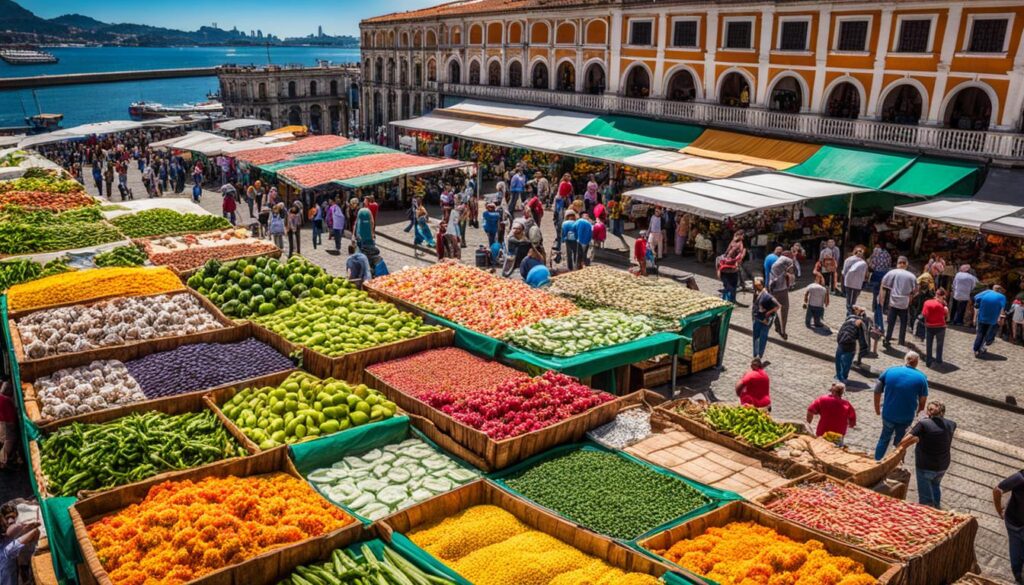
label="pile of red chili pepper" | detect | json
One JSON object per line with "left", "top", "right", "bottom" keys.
{"left": 0, "top": 190, "right": 95, "bottom": 212}
{"left": 763, "top": 479, "right": 970, "bottom": 558}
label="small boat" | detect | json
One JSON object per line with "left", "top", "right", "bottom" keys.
{"left": 26, "top": 113, "right": 63, "bottom": 134}
{"left": 0, "top": 48, "right": 58, "bottom": 64}
{"left": 129, "top": 100, "right": 223, "bottom": 120}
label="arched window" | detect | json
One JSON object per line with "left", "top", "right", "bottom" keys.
{"left": 400, "top": 60, "right": 408, "bottom": 86}
{"left": 426, "top": 30, "right": 437, "bottom": 47}
{"left": 309, "top": 80, "right": 317, "bottom": 97}
{"left": 427, "top": 60, "right": 437, "bottom": 82}
{"left": 769, "top": 76, "right": 802, "bottom": 113}
{"left": 415, "top": 63, "right": 422, "bottom": 86}
{"left": 945, "top": 86, "right": 993, "bottom": 131}
{"left": 240, "top": 82, "right": 249, "bottom": 100}
{"left": 287, "top": 81, "right": 296, "bottom": 98}
{"left": 469, "top": 24, "right": 483, "bottom": 45}
{"left": 449, "top": 60, "right": 461, "bottom": 84}
{"left": 583, "top": 62, "right": 605, "bottom": 94}
{"left": 825, "top": 82, "right": 861, "bottom": 119}
{"left": 531, "top": 22, "right": 549, "bottom": 44}
{"left": 508, "top": 22, "right": 523, "bottom": 44}
{"left": 555, "top": 22, "right": 575, "bottom": 45}
{"left": 400, "top": 32, "right": 409, "bottom": 47}
{"left": 309, "top": 105, "right": 322, "bottom": 134}
{"left": 413, "top": 31, "right": 421, "bottom": 47}
{"left": 450, "top": 26, "right": 461, "bottom": 45}
{"left": 508, "top": 62, "right": 523, "bottom": 87}
{"left": 258, "top": 83, "right": 267, "bottom": 99}
{"left": 488, "top": 61, "right": 501, "bottom": 86}
{"left": 532, "top": 62, "right": 549, "bottom": 89}
{"left": 719, "top": 72, "right": 752, "bottom": 107}
{"left": 556, "top": 61, "right": 575, "bottom": 91}
{"left": 881, "top": 84, "right": 923, "bottom": 125}
{"left": 469, "top": 60, "right": 481, "bottom": 84}
{"left": 624, "top": 66, "right": 650, "bottom": 99}
{"left": 585, "top": 20, "right": 607, "bottom": 45}
{"left": 330, "top": 80, "right": 338, "bottom": 96}
{"left": 288, "top": 106, "right": 301, "bottom": 125}
{"left": 387, "top": 59, "right": 396, "bottom": 84}
{"left": 487, "top": 22, "right": 502, "bottom": 45}
{"left": 374, "top": 58, "right": 383, "bottom": 83}
{"left": 666, "top": 69, "right": 697, "bottom": 101}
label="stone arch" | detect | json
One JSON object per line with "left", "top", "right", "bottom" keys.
{"left": 363, "top": 32, "right": 372, "bottom": 47}
{"left": 717, "top": 68, "right": 754, "bottom": 107}
{"left": 309, "top": 104, "right": 323, "bottom": 134}
{"left": 426, "top": 30, "right": 437, "bottom": 47}
{"left": 469, "top": 23, "right": 483, "bottom": 45}
{"left": 387, "top": 31, "right": 394, "bottom": 46}
{"left": 508, "top": 21, "right": 523, "bottom": 44}
{"left": 555, "top": 59, "right": 575, "bottom": 91}
{"left": 585, "top": 19, "right": 607, "bottom": 45}
{"left": 330, "top": 80, "right": 338, "bottom": 96}
{"left": 879, "top": 79, "right": 928, "bottom": 125}
{"left": 508, "top": 60, "right": 523, "bottom": 87}
{"left": 664, "top": 64, "right": 701, "bottom": 101}
{"left": 468, "top": 58, "right": 482, "bottom": 84}
{"left": 374, "top": 31, "right": 384, "bottom": 46}
{"left": 582, "top": 59, "right": 606, "bottom": 94}
{"left": 767, "top": 72, "right": 808, "bottom": 113}
{"left": 487, "top": 58, "right": 502, "bottom": 86}
{"left": 447, "top": 57, "right": 462, "bottom": 84}
{"left": 823, "top": 76, "right": 865, "bottom": 118}
{"left": 622, "top": 62, "right": 652, "bottom": 98}
{"left": 941, "top": 80, "right": 998, "bottom": 131}
{"left": 427, "top": 58, "right": 437, "bottom": 82}
{"left": 413, "top": 31, "right": 422, "bottom": 47}
{"left": 555, "top": 22, "right": 576, "bottom": 45}
{"left": 487, "top": 22, "right": 503, "bottom": 45}
{"left": 287, "top": 80, "right": 297, "bottom": 98}
{"left": 400, "top": 31, "right": 409, "bottom": 47}
{"left": 450, "top": 26, "right": 462, "bottom": 45}
{"left": 309, "top": 80, "right": 317, "bottom": 97}
{"left": 531, "top": 59, "right": 550, "bottom": 89}
{"left": 531, "top": 21, "right": 550, "bottom": 44}
{"left": 288, "top": 106, "right": 302, "bottom": 126}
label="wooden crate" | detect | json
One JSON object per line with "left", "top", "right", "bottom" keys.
{"left": 366, "top": 369, "right": 621, "bottom": 472}
{"left": 656, "top": 398, "right": 794, "bottom": 453}
{"left": 755, "top": 474, "right": 978, "bottom": 585}
{"left": 378, "top": 479, "right": 683, "bottom": 580}
{"left": 70, "top": 448, "right": 362, "bottom": 585}
{"left": 303, "top": 329, "right": 454, "bottom": 382}
{"left": 31, "top": 551, "right": 58, "bottom": 585}
{"left": 955, "top": 573, "right": 1015, "bottom": 585}
{"left": 688, "top": 345, "right": 719, "bottom": 373}
{"left": 28, "top": 388, "right": 257, "bottom": 499}
{"left": 637, "top": 500, "right": 905, "bottom": 585}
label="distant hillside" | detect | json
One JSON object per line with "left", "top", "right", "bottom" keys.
{"left": 0, "top": 0, "right": 70, "bottom": 36}
{"left": 48, "top": 13, "right": 106, "bottom": 31}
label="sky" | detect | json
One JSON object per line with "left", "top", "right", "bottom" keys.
{"left": 17, "top": 0, "right": 441, "bottom": 38}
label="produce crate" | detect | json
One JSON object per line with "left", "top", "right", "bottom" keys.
{"left": 687, "top": 345, "right": 719, "bottom": 373}
{"left": 755, "top": 474, "right": 978, "bottom": 585}
{"left": 955, "top": 573, "right": 1015, "bottom": 585}
{"left": 690, "top": 322, "right": 718, "bottom": 352}
{"left": 365, "top": 367, "right": 621, "bottom": 472}
{"left": 248, "top": 321, "right": 301, "bottom": 361}
{"left": 28, "top": 388, "right": 257, "bottom": 499}
{"left": 586, "top": 390, "right": 665, "bottom": 450}
{"left": 656, "top": 398, "right": 794, "bottom": 453}
{"left": 303, "top": 328, "right": 454, "bottom": 383}
{"left": 377, "top": 479, "right": 685, "bottom": 583}
{"left": 767, "top": 431, "right": 909, "bottom": 488}
{"left": 629, "top": 357, "right": 674, "bottom": 391}
{"left": 636, "top": 500, "right": 905, "bottom": 585}
{"left": 31, "top": 551, "right": 58, "bottom": 585}
{"left": 10, "top": 289, "right": 238, "bottom": 381}
{"left": 70, "top": 447, "right": 362, "bottom": 585}
{"left": 174, "top": 247, "right": 283, "bottom": 279}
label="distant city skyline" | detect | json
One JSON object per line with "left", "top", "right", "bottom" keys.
{"left": 15, "top": 0, "right": 440, "bottom": 38}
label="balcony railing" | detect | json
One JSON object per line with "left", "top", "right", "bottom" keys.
{"left": 438, "top": 82, "right": 1024, "bottom": 160}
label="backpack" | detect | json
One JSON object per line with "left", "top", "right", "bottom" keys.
{"left": 837, "top": 318, "right": 859, "bottom": 346}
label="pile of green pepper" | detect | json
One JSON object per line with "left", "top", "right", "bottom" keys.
{"left": 0, "top": 257, "right": 71, "bottom": 291}
{"left": 94, "top": 245, "right": 147, "bottom": 267}
{"left": 702, "top": 404, "right": 795, "bottom": 448}
{"left": 40, "top": 410, "right": 247, "bottom": 497}
{"left": 279, "top": 544, "right": 454, "bottom": 585}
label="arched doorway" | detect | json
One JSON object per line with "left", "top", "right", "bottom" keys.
{"left": 768, "top": 76, "right": 802, "bottom": 113}
{"left": 532, "top": 62, "right": 549, "bottom": 89}
{"left": 488, "top": 61, "right": 501, "bottom": 86}
{"left": 583, "top": 62, "right": 605, "bottom": 94}
{"left": 374, "top": 59, "right": 383, "bottom": 83}
{"left": 259, "top": 108, "right": 271, "bottom": 122}
{"left": 372, "top": 92, "right": 383, "bottom": 128}
{"left": 719, "top": 72, "right": 751, "bottom": 107}
{"left": 825, "top": 82, "right": 860, "bottom": 119}
{"left": 258, "top": 82, "right": 267, "bottom": 99}
{"left": 309, "top": 105, "right": 322, "bottom": 134}
{"left": 508, "top": 62, "right": 523, "bottom": 87}
{"left": 624, "top": 66, "right": 650, "bottom": 99}
{"left": 288, "top": 106, "right": 302, "bottom": 126}
{"left": 414, "top": 63, "right": 422, "bottom": 86}
{"left": 945, "top": 87, "right": 992, "bottom": 131}
{"left": 448, "top": 61, "right": 461, "bottom": 84}
{"left": 881, "top": 84, "right": 923, "bottom": 125}
{"left": 469, "top": 61, "right": 481, "bottom": 85}
{"left": 666, "top": 69, "right": 697, "bottom": 101}
{"left": 556, "top": 62, "right": 575, "bottom": 91}
{"left": 329, "top": 106, "right": 340, "bottom": 134}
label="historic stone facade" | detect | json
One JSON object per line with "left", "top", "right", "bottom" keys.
{"left": 217, "top": 64, "right": 361, "bottom": 135}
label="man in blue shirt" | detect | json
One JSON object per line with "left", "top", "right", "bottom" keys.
{"left": 481, "top": 202, "right": 501, "bottom": 247}
{"left": 509, "top": 169, "right": 526, "bottom": 212}
{"left": 346, "top": 246, "right": 372, "bottom": 286}
{"left": 763, "top": 246, "right": 783, "bottom": 281}
{"left": 873, "top": 351, "right": 928, "bottom": 460}
{"left": 974, "top": 285, "right": 1008, "bottom": 357}
{"left": 520, "top": 246, "right": 545, "bottom": 281}
{"left": 575, "top": 214, "right": 594, "bottom": 268}
{"left": 561, "top": 210, "right": 579, "bottom": 270}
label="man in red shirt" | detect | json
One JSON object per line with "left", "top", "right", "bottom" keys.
{"left": 0, "top": 382, "right": 18, "bottom": 468}
{"left": 807, "top": 382, "right": 857, "bottom": 444}
{"left": 921, "top": 288, "right": 949, "bottom": 367}
{"left": 735, "top": 358, "right": 771, "bottom": 410}
{"left": 633, "top": 231, "right": 648, "bottom": 276}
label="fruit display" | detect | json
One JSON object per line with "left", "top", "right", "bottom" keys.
{"left": 6, "top": 266, "right": 184, "bottom": 311}
{"left": 502, "top": 448, "right": 711, "bottom": 539}
{"left": 0, "top": 218, "right": 123, "bottom": 255}
{"left": 85, "top": 473, "right": 353, "bottom": 584}
{"left": 110, "top": 208, "right": 231, "bottom": 238}
{"left": 0, "top": 176, "right": 85, "bottom": 194}
{"left": 40, "top": 410, "right": 247, "bottom": 497}
{"left": 187, "top": 256, "right": 348, "bottom": 319}
{"left": 763, "top": 479, "right": 972, "bottom": 558}
{"left": 652, "top": 521, "right": 877, "bottom": 585}
{"left": 278, "top": 543, "right": 455, "bottom": 585}
{"left": 306, "top": 437, "right": 477, "bottom": 520}
{"left": 253, "top": 293, "right": 441, "bottom": 357}
{"left": 124, "top": 338, "right": 294, "bottom": 399}
{"left": 93, "top": 245, "right": 147, "bottom": 267}
{"left": 140, "top": 229, "right": 279, "bottom": 272}
{"left": 699, "top": 404, "right": 795, "bottom": 448}
{"left": 17, "top": 293, "right": 223, "bottom": 359}
{"left": 220, "top": 371, "right": 399, "bottom": 449}
{"left": 368, "top": 263, "right": 579, "bottom": 337}
{"left": 0, "top": 190, "right": 96, "bottom": 212}
{"left": 366, "top": 348, "right": 528, "bottom": 398}
{"left": 409, "top": 505, "right": 660, "bottom": 585}
{"left": 34, "top": 360, "right": 146, "bottom": 420}
{"left": 0, "top": 257, "right": 71, "bottom": 291}
{"left": 550, "top": 265, "right": 731, "bottom": 321}
{"left": 503, "top": 309, "right": 657, "bottom": 356}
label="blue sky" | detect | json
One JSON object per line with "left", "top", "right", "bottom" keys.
{"left": 17, "top": 0, "right": 440, "bottom": 37}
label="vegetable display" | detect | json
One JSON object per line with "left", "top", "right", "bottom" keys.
{"left": 550, "top": 265, "right": 730, "bottom": 321}
{"left": 187, "top": 256, "right": 348, "bottom": 319}
{"left": 220, "top": 371, "right": 398, "bottom": 449}
{"left": 366, "top": 347, "right": 527, "bottom": 398}
{"left": 143, "top": 229, "right": 280, "bottom": 273}
{"left": 368, "top": 263, "right": 579, "bottom": 337}
{"left": 18, "top": 293, "right": 223, "bottom": 359}
{"left": 0, "top": 219, "right": 123, "bottom": 255}
{"left": 40, "top": 410, "right": 247, "bottom": 496}
{"left": 653, "top": 521, "right": 877, "bottom": 585}
{"left": 0, "top": 176, "right": 85, "bottom": 194}
{"left": 587, "top": 408, "right": 652, "bottom": 449}
{"left": 503, "top": 309, "right": 657, "bottom": 356}
{"left": 763, "top": 479, "right": 971, "bottom": 558}
{"left": 110, "top": 208, "right": 231, "bottom": 238}
{"left": 125, "top": 338, "right": 294, "bottom": 399}
{"left": 253, "top": 293, "right": 441, "bottom": 357}
{"left": 34, "top": 360, "right": 146, "bottom": 420}
{"left": 410, "top": 505, "right": 660, "bottom": 585}
{"left": 278, "top": 544, "right": 455, "bottom": 585}
{"left": 6, "top": 266, "right": 184, "bottom": 311}
{"left": 683, "top": 403, "right": 795, "bottom": 448}
{"left": 93, "top": 245, "right": 147, "bottom": 267}
{"left": 306, "top": 437, "right": 477, "bottom": 520}
{"left": 0, "top": 257, "right": 71, "bottom": 292}
{"left": 502, "top": 449, "right": 711, "bottom": 539}
{"left": 86, "top": 473, "right": 353, "bottom": 584}
{"left": 0, "top": 190, "right": 96, "bottom": 212}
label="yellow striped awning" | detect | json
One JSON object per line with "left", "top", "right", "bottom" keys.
{"left": 682, "top": 129, "right": 821, "bottom": 170}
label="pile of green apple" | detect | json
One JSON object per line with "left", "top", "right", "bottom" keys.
{"left": 221, "top": 371, "right": 398, "bottom": 449}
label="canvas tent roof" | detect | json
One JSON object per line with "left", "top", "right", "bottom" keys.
{"left": 682, "top": 129, "right": 820, "bottom": 170}
{"left": 217, "top": 119, "right": 272, "bottom": 131}
{"left": 972, "top": 168, "right": 1024, "bottom": 205}
{"left": 894, "top": 199, "right": 1024, "bottom": 236}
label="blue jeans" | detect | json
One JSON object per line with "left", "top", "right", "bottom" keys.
{"left": 845, "top": 288, "right": 861, "bottom": 315}
{"left": 951, "top": 299, "right": 968, "bottom": 325}
{"left": 875, "top": 418, "right": 910, "bottom": 461}
{"left": 331, "top": 228, "right": 343, "bottom": 251}
{"left": 1007, "top": 520, "right": 1024, "bottom": 584}
{"left": 806, "top": 306, "right": 824, "bottom": 328}
{"left": 975, "top": 322, "right": 998, "bottom": 353}
{"left": 870, "top": 271, "right": 886, "bottom": 330}
{"left": 312, "top": 219, "right": 323, "bottom": 248}
{"left": 916, "top": 468, "right": 946, "bottom": 508}
{"left": 721, "top": 272, "right": 738, "bottom": 302}
{"left": 835, "top": 348, "right": 854, "bottom": 382}
{"left": 752, "top": 320, "right": 770, "bottom": 358}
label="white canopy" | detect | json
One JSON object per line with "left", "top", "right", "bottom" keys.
{"left": 625, "top": 174, "right": 869, "bottom": 220}
{"left": 894, "top": 199, "right": 1024, "bottom": 236}
{"left": 19, "top": 120, "right": 144, "bottom": 149}
{"left": 982, "top": 214, "right": 1024, "bottom": 239}
{"left": 217, "top": 119, "right": 272, "bottom": 131}
{"left": 150, "top": 131, "right": 224, "bottom": 152}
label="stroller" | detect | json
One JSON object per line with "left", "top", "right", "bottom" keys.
{"left": 117, "top": 183, "right": 134, "bottom": 200}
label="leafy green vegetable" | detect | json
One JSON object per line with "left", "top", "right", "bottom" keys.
{"left": 111, "top": 208, "right": 230, "bottom": 238}
{"left": 94, "top": 245, "right": 148, "bottom": 267}
{"left": 278, "top": 544, "right": 455, "bottom": 585}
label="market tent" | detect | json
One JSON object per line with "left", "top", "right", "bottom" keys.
{"left": 219, "top": 134, "right": 294, "bottom": 154}
{"left": 982, "top": 213, "right": 1024, "bottom": 238}
{"left": 18, "top": 120, "right": 146, "bottom": 148}
{"left": 682, "top": 129, "right": 820, "bottom": 170}
{"left": 0, "top": 135, "right": 23, "bottom": 148}
{"left": 438, "top": 98, "right": 546, "bottom": 124}
{"left": 576, "top": 114, "right": 703, "bottom": 150}
{"left": 266, "top": 125, "right": 306, "bottom": 136}
{"left": 882, "top": 157, "right": 982, "bottom": 197}
{"left": 334, "top": 160, "right": 470, "bottom": 189}
{"left": 621, "top": 151, "right": 758, "bottom": 180}
{"left": 149, "top": 131, "right": 222, "bottom": 150}
{"left": 971, "top": 168, "right": 1024, "bottom": 205}
{"left": 217, "top": 118, "right": 272, "bottom": 131}
{"left": 784, "top": 145, "right": 917, "bottom": 189}
{"left": 893, "top": 199, "right": 1024, "bottom": 231}
{"left": 235, "top": 135, "right": 351, "bottom": 165}
{"left": 258, "top": 142, "right": 395, "bottom": 174}
{"left": 525, "top": 109, "right": 600, "bottom": 135}
{"left": 267, "top": 145, "right": 471, "bottom": 190}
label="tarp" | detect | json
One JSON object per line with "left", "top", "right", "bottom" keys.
{"left": 894, "top": 199, "right": 1024, "bottom": 231}
{"left": 439, "top": 98, "right": 546, "bottom": 123}
{"left": 682, "top": 129, "right": 820, "bottom": 170}
{"left": 149, "top": 131, "right": 223, "bottom": 151}
{"left": 276, "top": 151, "right": 467, "bottom": 190}
{"left": 966, "top": 168, "right": 1024, "bottom": 205}
{"left": 785, "top": 145, "right": 917, "bottom": 189}
{"left": 882, "top": 157, "right": 981, "bottom": 197}
{"left": 573, "top": 143, "right": 648, "bottom": 162}
{"left": 578, "top": 115, "right": 703, "bottom": 150}
{"left": 216, "top": 118, "right": 271, "bottom": 131}
{"left": 525, "top": 110, "right": 600, "bottom": 135}
{"left": 266, "top": 125, "right": 306, "bottom": 136}
{"left": 259, "top": 142, "right": 395, "bottom": 174}
{"left": 982, "top": 213, "right": 1024, "bottom": 239}
{"left": 334, "top": 160, "right": 471, "bottom": 189}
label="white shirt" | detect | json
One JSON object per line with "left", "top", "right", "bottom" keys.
{"left": 880, "top": 268, "right": 917, "bottom": 310}
{"left": 842, "top": 256, "right": 868, "bottom": 290}
{"left": 951, "top": 271, "right": 978, "bottom": 301}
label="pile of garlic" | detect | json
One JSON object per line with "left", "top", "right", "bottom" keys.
{"left": 35, "top": 360, "right": 146, "bottom": 420}
{"left": 18, "top": 294, "right": 222, "bottom": 359}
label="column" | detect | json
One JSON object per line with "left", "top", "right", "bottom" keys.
{"left": 548, "top": 46, "right": 556, "bottom": 89}
{"left": 703, "top": 9, "right": 719, "bottom": 101}
{"left": 926, "top": 4, "right": 962, "bottom": 125}
{"left": 609, "top": 10, "right": 623, "bottom": 94}
{"left": 866, "top": 8, "right": 894, "bottom": 119}
{"left": 755, "top": 6, "right": 775, "bottom": 107}
{"left": 809, "top": 8, "right": 832, "bottom": 113}
{"left": 575, "top": 21, "right": 584, "bottom": 93}
{"left": 1002, "top": 25, "right": 1024, "bottom": 130}
{"left": 653, "top": 12, "right": 668, "bottom": 97}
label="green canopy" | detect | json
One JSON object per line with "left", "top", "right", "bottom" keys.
{"left": 785, "top": 145, "right": 917, "bottom": 190}
{"left": 572, "top": 143, "right": 648, "bottom": 162}
{"left": 259, "top": 142, "right": 394, "bottom": 174}
{"left": 882, "top": 157, "right": 981, "bottom": 197}
{"left": 578, "top": 115, "right": 704, "bottom": 150}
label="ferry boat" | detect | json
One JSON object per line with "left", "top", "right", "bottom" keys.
{"left": 26, "top": 113, "right": 63, "bottom": 133}
{"left": 0, "top": 49, "right": 59, "bottom": 64}
{"left": 128, "top": 100, "right": 223, "bottom": 120}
